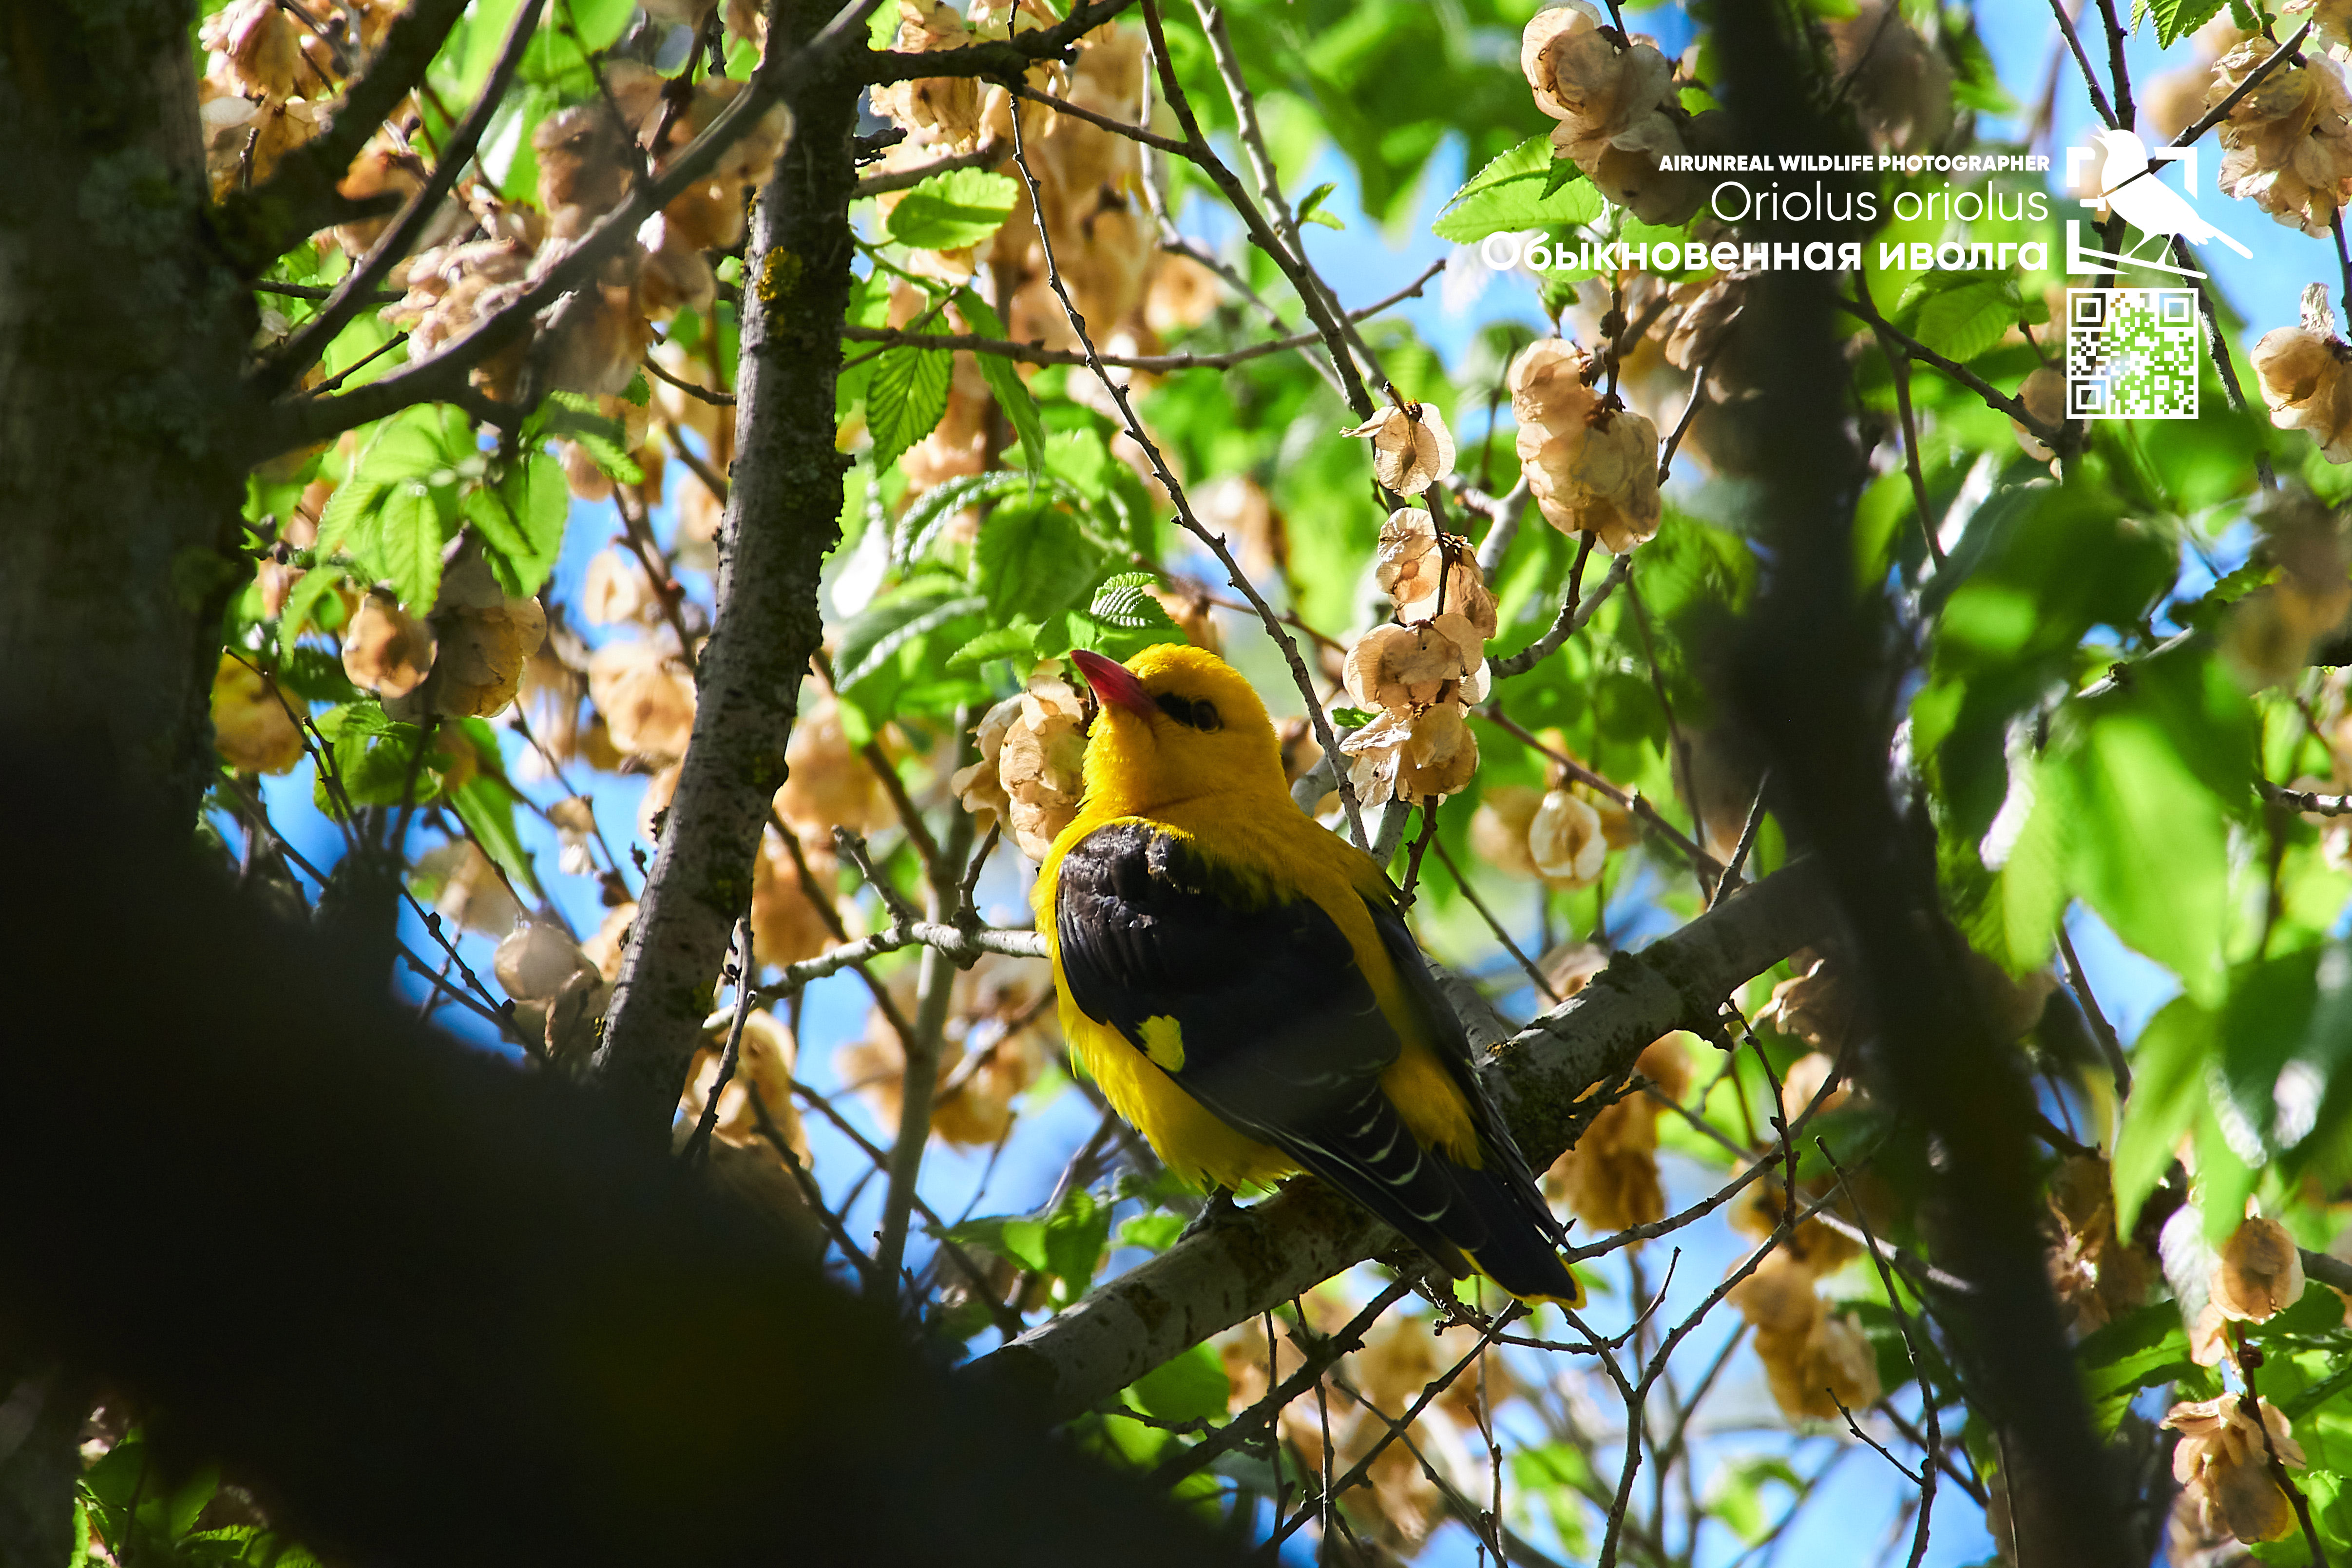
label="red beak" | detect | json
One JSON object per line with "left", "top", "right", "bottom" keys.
{"left": 1070, "top": 649, "right": 1155, "bottom": 720}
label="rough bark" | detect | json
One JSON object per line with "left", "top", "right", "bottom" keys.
{"left": 0, "top": 0, "right": 259, "bottom": 831}
{"left": 1710, "top": 5, "right": 2131, "bottom": 1562}
{"left": 965, "top": 860, "right": 1836, "bottom": 1422}
{"left": 590, "top": 1, "right": 862, "bottom": 1143}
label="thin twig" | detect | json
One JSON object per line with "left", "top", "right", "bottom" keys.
{"left": 642, "top": 351, "right": 735, "bottom": 406}
{"left": 2172, "top": 20, "right": 2312, "bottom": 150}
{"left": 1877, "top": 326, "right": 1945, "bottom": 565}
{"left": 258, "top": 0, "right": 548, "bottom": 391}
{"left": 1490, "top": 548, "right": 1629, "bottom": 679}
{"left": 2055, "top": 921, "right": 2129, "bottom": 1098}
{"left": 1137, "top": 0, "right": 1374, "bottom": 417}
{"left": 1841, "top": 292, "right": 2061, "bottom": 449}
{"left": 838, "top": 258, "right": 1444, "bottom": 372}
{"left": 1709, "top": 771, "right": 1770, "bottom": 910}
{"left": 1004, "top": 81, "right": 1371, "bottom": 850}
{"left": 853, "top": 134, "right": 1008, "bottom": 195}
{"left": 2045, "top": 0, "right": 2116, "bottom": 129}
{"left": 682, "top": 916, "right": 757, "bottom": 1163}
{"left": 1430, "top": 834, "right": 1558, "bottom": 1004}
{"left": 1819, "top": 1138, "right": 1939, "bottom": 1568}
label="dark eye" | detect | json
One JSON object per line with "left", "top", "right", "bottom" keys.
{"left": 1192, "top": 700, "right": 1221, "bottom": 731}
{"left": 1154, "top": 692, "right": 1196, "bottom": 727}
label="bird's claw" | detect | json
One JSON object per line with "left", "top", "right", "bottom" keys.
{"left": 1175, "top": 1186, "right": 1244, "bottom": 1243}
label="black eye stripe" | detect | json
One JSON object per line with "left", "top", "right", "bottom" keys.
{"left": 1150, "top": 693, "right": 1224, "bottom": 731}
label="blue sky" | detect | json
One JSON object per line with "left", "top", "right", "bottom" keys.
{"left": 232, "top": 3, "right": 2339, "bottom": 1557}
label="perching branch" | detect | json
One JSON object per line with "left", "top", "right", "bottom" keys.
{"left": 962, "top": 859, "right": 1835, "bottom": 1421}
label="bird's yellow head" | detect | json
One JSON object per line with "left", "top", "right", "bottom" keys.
{"left": 1068, "top": 645, "right": 1287, "bottom": 813}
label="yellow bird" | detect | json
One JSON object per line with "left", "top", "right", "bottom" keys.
{"left": 1034, "top": 644, "right": 1583, "bottom": 1308}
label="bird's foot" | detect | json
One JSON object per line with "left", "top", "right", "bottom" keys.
{"left": 1175, "top": 1186, "right": 1244, "bottom": 1243}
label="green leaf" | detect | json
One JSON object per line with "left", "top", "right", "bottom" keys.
{"left": 866, "top": 321, "right": 955, "bottom": 473}
{"left": 276, "top": 646, "right": 361, "bottom": 705}
{"left": 2113, "top": 994, "right": 2211, "bottom": 1233}
{"left": 1089, "top": 572, "right": 1177, "bottom": 631}
{"left": 2150, "top": 0, "right": 2227, "bottom": 46}
{"left": 2077, "top": 1299, "right": 2199, "bottom": 1434}
{"left": 833, "top": 576, "right": 985, "bottom": 693}
{"left": 1295, "top": 180, "right": 1344, "bottom": 230}
{"left": 1432, "top": 135, "right": 1603, "bottom": 244}
{"left": 450, "top": 768, "right": 541, "bottom": 900}
{"left": 886, "top": 168, "right": 1021, "bottom": 250}
{"left": 1911, "top": 277, "right": 2020, "bottom": 364}
{"left": 314, "top": 702, "right": 445, "bottom": 811}
{"left": 946, "top": 621, "right": 1043, "bottom": 670}
{"left": 1117, "top": 1212, "right": 1187, "bottom": 1252}
{"left": 1331, "top": 706, "right": 1376, "bottom": 729}
{"left": 464, "top": 453, "right": 567, "bottom": 597}
{"left": 954, "top": 288, "right": 1048, "bottom": 476}
{"left": 363, "top": 481, "right": 447, "bottom": 613}
{"left": 2040, "top": 641, "right": 2253, "bottom": 1006}
{"left": 1128, "top": 1341, "right": 1231, "bottom": 1423}
{"left": 276, "top": 563, "right": 352, "bottom": 657}
{"left": 973, "top": 499, "right": 1103, "bottom": 622}
{"left": 1040, "top": 1186, "right": 1111, "bottom": 1296}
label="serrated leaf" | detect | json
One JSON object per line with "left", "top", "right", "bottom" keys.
{"left": 277, "top": 561, "right": 352, "bottom": 657}
{"left": 955, "top": 288, "right": 1048, "bottom": 476}
{"left": 946, "top": 622, "right": 1043, "bottom": 669}
{"left": 866, "top": 322, "right": 954, "bottom": 473}
{"left": 1089, "top": 572, "right": 1176, "bottom": 630}
{"left": 973, "top": 501, "right": 1101, "bottom": 621}
{"left": 363, "top": 481, "right": 446, "bottom": 613}
{"left": 465, "top": 453, "right": 566, "bottom": 597}
{"left": 835, "top": 584, "right": 986, "bottom": 691}
{"left": 886, "top": 167, "right": 1020, "bottom": 250}
{"left": 2150, "top": 0, "right": 2225, "bottom": 46}
{"left": 1912, "top": 278, "right": 2020, "bottom": 364}
{"left": 1432, "top": 135, "right": 1600, "bottom": 243}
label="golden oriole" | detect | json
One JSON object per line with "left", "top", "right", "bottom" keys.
{"left": 1035, "top": 645, "right": 1583, "bottom": 1308}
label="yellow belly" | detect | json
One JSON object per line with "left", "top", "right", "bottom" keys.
{"left": 1063, "top": 1006, "right": 1297, "bottom": 1192}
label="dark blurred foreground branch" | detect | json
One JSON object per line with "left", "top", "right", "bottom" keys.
{"left": 964, "top": 859, "right": 1835, "bottom": 1422}
{"left": 0, "top": 751, "right": 1238, "bottom": 1568}
{"left": 1711, "top": 3, "right": 2130, "bottom": 1563}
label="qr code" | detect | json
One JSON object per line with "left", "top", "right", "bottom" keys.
{"left": 2065, "top": 288, "right": 2199, "bottom": 420}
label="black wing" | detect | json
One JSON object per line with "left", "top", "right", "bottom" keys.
{"left": 1363, "top": 899, "right": 1571, "bottom": 1253}
{"left": 1054, "top": 820, "right": 1536, "bottom": 1277}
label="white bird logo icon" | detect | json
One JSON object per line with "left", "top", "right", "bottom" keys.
{"left": 2086, "top": 126, "right": 2252, "bottom": 259}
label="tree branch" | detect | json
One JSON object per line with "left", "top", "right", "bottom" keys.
{"left": 214, "top": 0, "right": 474, "bottom": 269}
{"left": 961, "top": 859, "right": 1835, "bottom": 1421}
{"left": 589, "top": 0, "right": 869, "bottom": 1147}
{"left": 859, "top": 0, "right": 1138, "bottom": 81}
{"left": 256, "top": 0, "right": 549, "bottom": 394}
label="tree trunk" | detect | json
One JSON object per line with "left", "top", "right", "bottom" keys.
{"left": 0, "top": 0, "right": 257, "bottom": 830}
{"left": 591, "top": 1, "right": 861, "bottom": 1143}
